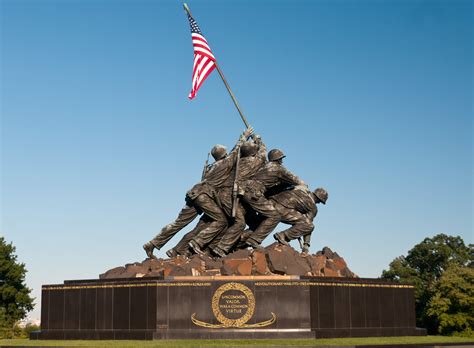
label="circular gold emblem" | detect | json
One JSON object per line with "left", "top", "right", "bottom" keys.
{"left": 211, "top": 282, "right": 255, "bottom": 327}
{"left": 190, "top": 282, "right": 275, "bottom": 329}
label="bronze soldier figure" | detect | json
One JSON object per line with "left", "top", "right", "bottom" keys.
{"left": 143, "top": 127, "right": 254, "bottom": 259}
{"left": 210, "top": 136, "right": 267, "bottom": 256}
{"left": 164, "top": 135, "right": 265, "bottom": 258}
{"left": 165, "top": 216, "right": 210, "bottom": 258}
{"left": 272, "top": 187, "right": 328, "bottom": 253}
{"left": 188, "top": 135, "right": 266, "bottom": 256}
{"left": 238, "top": 149, "right": 306, "bottom": 248}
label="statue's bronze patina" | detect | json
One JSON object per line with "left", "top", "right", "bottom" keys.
{"left": 143, "top": 126, "right": 328, "bottom": 259}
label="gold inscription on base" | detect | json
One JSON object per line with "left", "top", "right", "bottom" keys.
{"left": 191, "top": 282, "right": 276, "bottom": 329}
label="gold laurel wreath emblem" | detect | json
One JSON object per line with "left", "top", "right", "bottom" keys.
{"left": 191, "top": 282, "right": 276, "bottom": 329}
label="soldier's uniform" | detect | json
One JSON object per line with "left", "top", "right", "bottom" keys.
{"left": 147, "top": 134, "right": 246, "bottom": 251}
{"left": 187, "top": 134, "right": 255, "bottom": 250}
{"left": 169, "top": 193, "right": 245, "bottom": 256}
{"left": 271, "top": 186, "right": 317, "bottom": 242}
{"left": 273, "top": 187, "right": 328, "bottom": 252}
{"left": 148, "top": 194, "right": 222, "bottom": 251}
{"left": 241, "top": 160, "right": 305, "bottom": 246}
{"left": 211, "top": 138, "right": 267, "bottom": 254}
{"left": 172, "top": 216, "right": 210, "bottom": 256}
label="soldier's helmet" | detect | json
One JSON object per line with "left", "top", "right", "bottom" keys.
{"left": 268, "top": 149, "right": 286, "bottom": 162}
{"left": 211, "top": 145, "right": 227, "bottom": 161}
{"left": 314, "top": 188, "right": 328, "bottom": 205}
{"left": 240, "top": 142, "right": 258, "bottom": 157}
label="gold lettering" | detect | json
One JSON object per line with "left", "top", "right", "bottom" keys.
{"left": 225, "top": 308, "right": 242, "bottom": 314}
{"left": 219, "top": 304, "right": 248, "bottom": 309}
{"left": 225, "top": 299, "right": 241, "bottom": 304}
{"left": 221, "top": 295, "right": 246, "bottom": 299}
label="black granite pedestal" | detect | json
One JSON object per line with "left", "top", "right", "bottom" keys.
{"left": 31, "top": 276, "right": 426, "bottom": 340}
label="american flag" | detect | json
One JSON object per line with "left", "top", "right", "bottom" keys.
{"left": 187, "top": 13, "right": 216, "bottom": 99}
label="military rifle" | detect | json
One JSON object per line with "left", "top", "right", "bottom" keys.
{"left": 231, "top": 146, "right": 241, "bottom": 218}
{"left": 201, "top": 153, "right": 210, "bottom": 180}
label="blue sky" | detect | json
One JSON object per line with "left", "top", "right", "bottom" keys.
{"left": 1, "top": 0, "right": 472, "bottom": 320}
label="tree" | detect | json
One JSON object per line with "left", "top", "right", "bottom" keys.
{"left": 426, "top": 265, "right": 474, "bottom": 336}
{"left": 0, "top": 237, "right": 34, "bottom": 336}
{"left": 381, "top": 234, "right": 473, "bottom": 334}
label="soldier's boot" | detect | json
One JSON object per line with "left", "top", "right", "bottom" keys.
{"left": 302, "top": 243, "right": 310, "bottom": 253}
{"left": 235, "top": 230, "right": 252, "bottom": 249}
{"left": 244, "top": 238, "right": 261, "bottom": 249}
{"left": 301, "top": 243, "right": 310, "bottom": 256}
{"left": 166, "top": 248, "right": 178, "bottom": 258}
{"left": 273, "top": 232, "right": 289, "bottom": 246}
{"left": 143, "top": 242, "right": 157, "bottom": 259}
{"left": 211, "top": 246, "right": 227, "bottom": 259}
{"left": 188, "top": 240, "right": 205, "bottom": 256}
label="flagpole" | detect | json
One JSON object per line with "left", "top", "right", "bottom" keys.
{"left": 183, "top": 3, "right": 250, "bottom": 129}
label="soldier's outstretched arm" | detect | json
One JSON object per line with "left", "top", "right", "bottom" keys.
{"left": 243, "top": 126, "right": 254, "bottom": 140}
{"left": 227, "top": 126, "right": 255, "bottom": 161}
{"left": 279, "top": 166, "right": 306, "bottom": 187}
{"left": 252, "top": 134, "right": 267, "bottom": 162}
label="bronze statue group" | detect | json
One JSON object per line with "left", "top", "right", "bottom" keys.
{"left": 143, "top": 126, "right": 328, "bottom": 259}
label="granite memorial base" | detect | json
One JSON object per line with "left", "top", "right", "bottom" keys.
{"left": 31, "top": 276, "right": 426, "bottom": 340}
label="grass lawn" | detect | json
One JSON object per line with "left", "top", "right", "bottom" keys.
{"left": 0, "top": 335, "right": 473, "bottom": 347}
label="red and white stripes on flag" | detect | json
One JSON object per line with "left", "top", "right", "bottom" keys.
{"left": 187, "top": 14, "right": 216, "bottom": 99}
